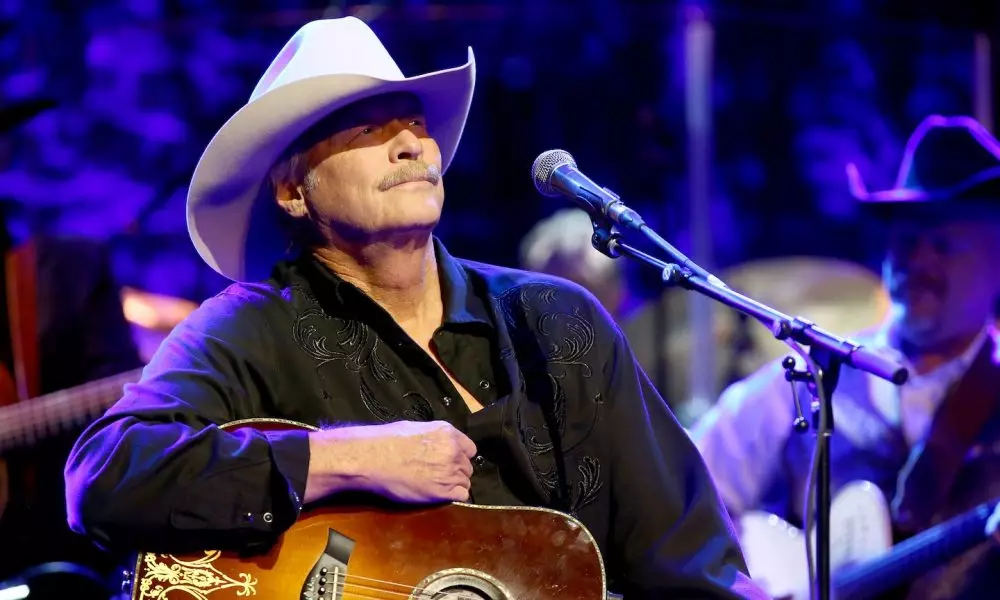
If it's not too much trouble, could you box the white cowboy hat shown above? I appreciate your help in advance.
[186,17,475,281]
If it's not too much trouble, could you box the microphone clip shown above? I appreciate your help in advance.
[782,356,814,434]
[587,213,623,260]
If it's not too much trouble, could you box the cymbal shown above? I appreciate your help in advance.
[720,256,891,370]
[623,256,890,417]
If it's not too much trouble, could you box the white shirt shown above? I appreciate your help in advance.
[690,321,994,515]
[868,326,988,446]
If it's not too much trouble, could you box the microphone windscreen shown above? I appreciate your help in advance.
[531,149,576,197]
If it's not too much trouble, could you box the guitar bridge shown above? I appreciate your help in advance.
[301,528,355,600]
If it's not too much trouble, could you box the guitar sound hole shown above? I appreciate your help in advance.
[415,571,510,600]
[432,587,491,600]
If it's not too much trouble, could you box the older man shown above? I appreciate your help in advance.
[63,18,762,599]
[691,115,1000,599]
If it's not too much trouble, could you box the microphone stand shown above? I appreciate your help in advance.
[586,215,908,600]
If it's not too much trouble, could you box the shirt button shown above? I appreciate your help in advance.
[473,455,486,468]
[442,396,452,407]
[478,379,491,390]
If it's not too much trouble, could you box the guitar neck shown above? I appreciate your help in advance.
[0,367,143,452]
[834,501,998,600]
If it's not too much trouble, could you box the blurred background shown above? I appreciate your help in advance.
[0,0,995,413]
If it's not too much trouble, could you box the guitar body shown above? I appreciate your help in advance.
[739,480,893,599]
[127,419,610,600]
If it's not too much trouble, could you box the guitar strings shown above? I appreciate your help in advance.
[331,581,420,599]
[313,572,438,599]
[316,570,520,599]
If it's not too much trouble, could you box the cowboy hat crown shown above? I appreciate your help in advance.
[187,17,475,282]
[250,19,407,102]
[848,115,1000,205]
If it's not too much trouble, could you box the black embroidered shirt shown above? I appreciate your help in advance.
[65,239,760,599]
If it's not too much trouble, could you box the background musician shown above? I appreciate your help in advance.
[691,115,1000,599]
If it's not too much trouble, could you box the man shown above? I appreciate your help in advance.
[0,100,144,596]
[691,115,1000,599]
[63,17,763,599]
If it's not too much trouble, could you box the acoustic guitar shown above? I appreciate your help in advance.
[739,480,1000,600]
[124,419,623,600]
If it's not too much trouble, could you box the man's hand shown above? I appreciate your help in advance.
[305,420,477,504]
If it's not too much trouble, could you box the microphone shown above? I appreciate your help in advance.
[531,149,645,232]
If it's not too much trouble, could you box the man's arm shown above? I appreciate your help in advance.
[64,291,310,553]
[688,360,795,517]
[601,321,768,599]
[65,289,479,554]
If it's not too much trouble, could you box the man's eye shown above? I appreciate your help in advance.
[361,126,376,135]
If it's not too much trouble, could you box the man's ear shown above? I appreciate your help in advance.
[275,180,310,219]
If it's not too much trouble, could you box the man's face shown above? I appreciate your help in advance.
[282,92,444,244]
[883,216,1000,347]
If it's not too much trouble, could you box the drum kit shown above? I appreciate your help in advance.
[627,255,892,424]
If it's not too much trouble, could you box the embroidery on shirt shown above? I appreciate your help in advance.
[538,309,595,378]
[533,462,559,497]
[528,455,603,514]
[571,456,602,514]
[292,302,365,367]
[360,379,397,423]
[496,281,605,514]
[401,391,434,421]
[496,284,595,376]
[290,285,441,423]
[517,373,563,454]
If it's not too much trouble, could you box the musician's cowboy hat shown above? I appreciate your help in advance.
[186,17,475,281]
[847,115,1000,219]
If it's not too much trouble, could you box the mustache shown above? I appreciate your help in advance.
[378,162,441,191]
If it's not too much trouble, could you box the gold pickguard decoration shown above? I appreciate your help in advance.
[137,551,258,599]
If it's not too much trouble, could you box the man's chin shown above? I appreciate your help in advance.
[896,314,942,346]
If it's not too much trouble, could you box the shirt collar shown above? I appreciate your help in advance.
[868,317,993,381]
[295,237,493,330]
[433,238,493,328]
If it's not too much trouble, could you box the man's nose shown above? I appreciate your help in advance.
[388,126,423,163]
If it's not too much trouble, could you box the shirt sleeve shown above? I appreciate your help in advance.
[601,321,768,599]
[688,359,796,516]
[64,291,310,553]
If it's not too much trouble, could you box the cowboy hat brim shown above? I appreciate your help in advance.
[187,49,475,282]
[847,162,1000,220]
